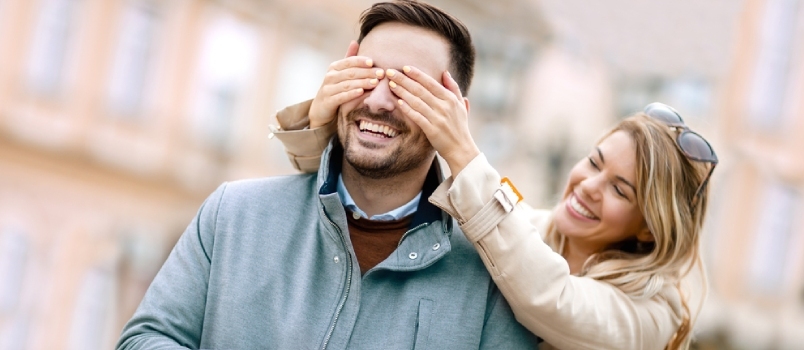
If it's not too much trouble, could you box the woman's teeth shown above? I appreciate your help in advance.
[570,195,597,220]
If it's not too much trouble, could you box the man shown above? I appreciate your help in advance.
[117,1,538,349]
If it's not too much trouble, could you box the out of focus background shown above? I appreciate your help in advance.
[0,0,802,348]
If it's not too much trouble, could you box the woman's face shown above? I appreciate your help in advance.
[554,130,651,253]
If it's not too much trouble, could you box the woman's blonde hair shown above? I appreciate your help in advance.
[543,112,711,349]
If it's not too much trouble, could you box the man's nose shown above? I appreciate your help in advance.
[362,78,397,114]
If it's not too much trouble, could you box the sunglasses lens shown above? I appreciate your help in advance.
[644,102,684,126]
[678,131,717,163]
[642,102,718,206]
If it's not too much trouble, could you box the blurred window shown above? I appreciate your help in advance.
[470,35,533,115]
[26,0,80,96]
[0,314,31,350]
[67,267,115,350]
[617,78,660,117]
[658,78,711,121]
[107,2,159,117]
[747,0,800,130]
[0,228,28,315]
[190,14,260,151]
[747,182,801,296]
[272,45,330,111]
[618,77,711,122]
[474,121,515,166]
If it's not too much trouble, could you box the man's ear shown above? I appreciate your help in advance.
[345,40,359,58]
[463,97,470,113]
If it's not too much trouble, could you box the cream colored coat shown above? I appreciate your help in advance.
[270,101,705,350]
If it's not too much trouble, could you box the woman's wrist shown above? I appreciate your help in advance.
[308,101,334,129]
[445,147,481,177]
[309,117,326,129]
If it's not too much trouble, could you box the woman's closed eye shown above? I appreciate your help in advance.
[590,155,633,200]
[588,157,599,170]
[613,184,628,199]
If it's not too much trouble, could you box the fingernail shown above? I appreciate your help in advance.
[386,69,395,77]
[398,99,404,105]
[446,71,452,77]
[365,59,373,67]
[389,81,397,88]
[370,78,378,85]
[375,69,384,78]
[403,66,411,73]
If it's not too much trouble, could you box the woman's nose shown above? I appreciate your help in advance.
[578,174,604,202]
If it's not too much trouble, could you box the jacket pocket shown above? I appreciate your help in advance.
[413,298,434,350]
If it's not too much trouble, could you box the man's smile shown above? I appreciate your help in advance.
[358,120,398,138]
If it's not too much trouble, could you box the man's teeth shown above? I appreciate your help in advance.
[359,121,397,138]
[570,195,597,219]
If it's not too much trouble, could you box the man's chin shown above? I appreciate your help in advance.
[355,140,390,151]
[344,151,393,171]
[344,158,396,179]
[344,136,395,159]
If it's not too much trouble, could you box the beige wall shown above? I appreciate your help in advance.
[0,0,360,348]
[695,0,804,348]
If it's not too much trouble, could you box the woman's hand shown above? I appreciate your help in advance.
[387,66,480,176]
[308,41,385,128]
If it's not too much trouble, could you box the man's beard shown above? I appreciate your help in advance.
[339,106,433,179]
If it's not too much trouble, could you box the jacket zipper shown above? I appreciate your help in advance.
[321,215,433,347]
[320,209,353,350]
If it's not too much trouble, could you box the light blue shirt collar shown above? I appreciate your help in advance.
[337,174,420,221]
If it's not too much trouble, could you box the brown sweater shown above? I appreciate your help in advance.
[346,211,413,274]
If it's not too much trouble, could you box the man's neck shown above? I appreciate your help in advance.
[340,157,433,218]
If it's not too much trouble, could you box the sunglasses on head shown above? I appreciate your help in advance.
[643,102,718,206]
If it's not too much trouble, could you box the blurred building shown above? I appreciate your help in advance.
[694,0,804,348]
[496,0,740,209]
[0,0,295,348]
[0,0,548,349]
[528,1,804,349]
[2,0,801,349]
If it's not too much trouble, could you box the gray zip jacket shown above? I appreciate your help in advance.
[116,141,539,350]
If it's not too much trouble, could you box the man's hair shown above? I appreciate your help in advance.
[357,0,475,95]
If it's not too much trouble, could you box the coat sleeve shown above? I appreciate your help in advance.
[270,99,335,173]
[429,154,695,350]
[116,183,227,350]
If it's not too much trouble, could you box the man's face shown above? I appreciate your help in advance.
[337,22,451,179]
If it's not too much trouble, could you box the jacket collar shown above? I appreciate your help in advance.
[317,138,446,230]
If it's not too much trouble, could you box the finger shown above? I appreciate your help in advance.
[442,71,463,100]
[393,66,455,101]
[386,68,440,109]
[328,88,366,107]
[329,56,374,71]
[397,99,436,136]
[324,77,380,96]
[344,40,359,58]
[389,68,456,113]
[388,79,436,122]
[324,67,384,84]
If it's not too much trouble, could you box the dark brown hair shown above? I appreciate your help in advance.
[357,0,475,94]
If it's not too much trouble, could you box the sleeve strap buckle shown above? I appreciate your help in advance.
[494,177,523,213]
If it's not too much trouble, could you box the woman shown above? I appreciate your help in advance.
[271,56,716,349]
